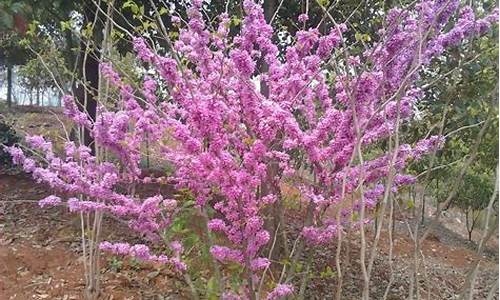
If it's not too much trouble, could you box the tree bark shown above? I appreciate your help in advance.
[260,0,275,97]
[384,0,394,12]
[260,0,287,262]
[420,193,426,224]
[7,65,12,108]
[73,3,101,151]
[263,0,276,25]
[465,208,472,242]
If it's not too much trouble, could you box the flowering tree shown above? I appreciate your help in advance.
[5,0,497,299]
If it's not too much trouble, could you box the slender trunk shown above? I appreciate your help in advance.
[435,179,441,212]
[73,3,100,151]
[374,202,380,237]
[297,251,314,300]
[6,65,12,108]
[420,193,426,225]
[201,209,223,298]
[383,194,396,300]
[465,209,472,242]
[411,186,416,218]
[82,2,113,299]
[345,198,353,267]
[285,202,315,283]
[486,274,499,300]
[384,0,394,11]
[391,198,396,235]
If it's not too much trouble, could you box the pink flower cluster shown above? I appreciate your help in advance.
[266,284,294,300]
[5,136,182,269]
[99,241,186,272]
[38,195,62,208]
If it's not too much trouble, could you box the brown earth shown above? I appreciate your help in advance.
[0,174,188,300]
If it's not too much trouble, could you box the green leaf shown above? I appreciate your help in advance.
[10,2,25,14]
[294,262,303,273]
[60,20,71,32]
[159,7,169,16]
[318,0,330,6]
[319,266,336,278]
[355,32,371,42]
[279,258,291,266]
[231,17,241,27]
[122,0,139,15]
[206,276,219,300]
[167,31,179,40]
[142,20,157,31]
[82,22,93,39]
[406,199,415,209]
[26,20,39,36]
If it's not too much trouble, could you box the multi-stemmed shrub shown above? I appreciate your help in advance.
[5,0,497,299]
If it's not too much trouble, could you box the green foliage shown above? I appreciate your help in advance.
[319,265,336,279]
[436,168,496,211]
[108,257,124,272]
[122,0,140,15]
[160,189,230,298]
[0,118,20,169]
[17,44,68,93]
[206,276,219,300]
[0,0,31,30]
[406,199,415,210]
[1,0,78,68]
[128,258,142,271]
[0,31,31,66]
[405,6,498,218]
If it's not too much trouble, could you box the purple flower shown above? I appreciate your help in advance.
[171,15,181,24]
[133,37,155,63]
[169,241,183,254]
[302,225,338,245]
[22,158,36,172]
[298,13,309,23]
[100,63,122,86]
[5,146,25,164]
[210,246,243,263]
[230,49,256,77]
[67,198,107,213]
[62,95,92,127]
[266,284,294,300]
[250,257,270,270]
[38,195,62,208]
[207,219,227,232]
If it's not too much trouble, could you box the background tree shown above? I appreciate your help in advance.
[405,0,498,226]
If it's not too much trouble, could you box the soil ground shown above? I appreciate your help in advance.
[0,174,188,300]
[1,173,497,299]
